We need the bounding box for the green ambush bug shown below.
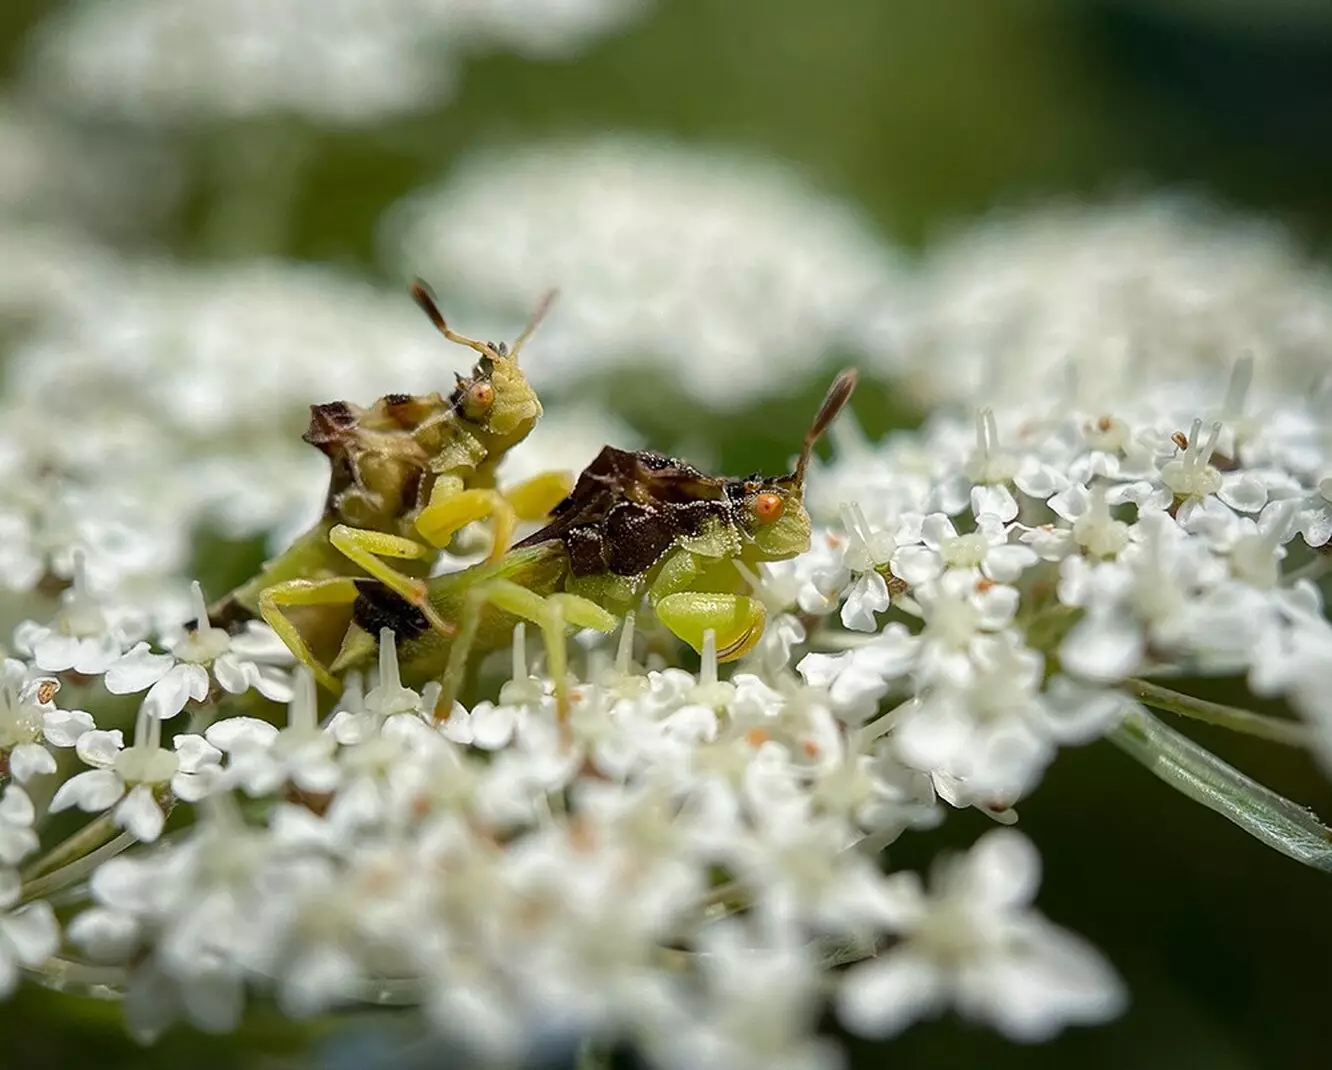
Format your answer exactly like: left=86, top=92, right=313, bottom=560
left=272, top=369, right=858, bottom=717
left=208, top=280, right=572, bottom=648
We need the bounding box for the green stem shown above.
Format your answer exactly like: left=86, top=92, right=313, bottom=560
left=1124, top=678, right=1310, bottom=748
left=1283, top=553, right=1332, bottom=586
left=21, top=830, right=138, bottom=905
left=25, top=956, right=129, bottom=998
left=21, top=812, right=120, bottom=882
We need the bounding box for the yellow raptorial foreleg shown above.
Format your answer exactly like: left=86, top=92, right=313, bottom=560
left=258, top=577, right=361, bottom=694
left=327, top=524, right=455, bottom=640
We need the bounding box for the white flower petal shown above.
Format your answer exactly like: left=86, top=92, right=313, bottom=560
left=42, top=707, right=95, bottom=747
left=957, top=828, right=1041, bottom=911
left=104, top=644, right=173, bottom=694
left=0, top=786, right=34, bottom=827
left=8, top=743, right=57, bottom=783
left=173, top=734, right=221, bottom=773
left=841, top=572, right=891, bottom=632
left=75, top=729, right=124, bottom=768
left=982, top=544, right=1038, bottom=583
left=837, top=949, right=946, bottom=1038
left=68, top=907, right=140, bottom=963
left=114, top=785, right=166, bottom=842
left=51, top=769, right=126, bottom=813
left=205, top=716, right=280, bottom=752
left=1059, top=613, right=1143, bottom=684
left=891, top=545, right=942, bottom=586
left=971, top=484, right=1019, bottom=523
left=0, top=824, right=38, bottom=866
left=0, top=900, right=59, bottom=966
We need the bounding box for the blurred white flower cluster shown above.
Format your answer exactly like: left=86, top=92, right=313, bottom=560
left=383, top=136, right=908, bottom=405
left=899, top=198, right=1332, bottom=408
left=25, top=0, right=650, bottom=126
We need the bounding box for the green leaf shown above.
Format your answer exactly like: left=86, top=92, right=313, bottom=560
left=1109, top=707, right=1332, bottom=872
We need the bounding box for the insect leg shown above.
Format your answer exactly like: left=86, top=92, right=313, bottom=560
left=647, top=547, right=767, bottom=661
left=258, top=577, right=361, bottom=694
left=503, top=469, right=576, bottom=521
left=327, top=524, right=455, bottom=638
left=435, top=579, right=617, bottom=723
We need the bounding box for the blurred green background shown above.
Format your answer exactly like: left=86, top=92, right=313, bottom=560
left=3, top=0, right=1332, bottom=1067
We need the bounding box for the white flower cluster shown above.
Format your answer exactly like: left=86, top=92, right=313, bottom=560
left=899, top=198, right=1332, bottom=409
left=799, top=355, right=1332, bottom=785
left=33, top=622, right=1122, bottom=1059
left=24, top=0, right=651, bottom=127
left=383, top=135, right=907, bottom=405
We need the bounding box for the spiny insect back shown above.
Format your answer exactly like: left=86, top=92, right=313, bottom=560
left=296, top=368, right=858, bottom=718
left=208, top=281, right=570, bottom=648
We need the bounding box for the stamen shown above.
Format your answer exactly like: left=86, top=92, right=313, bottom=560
left=190, top=580, right=214, bottom=640
left=838, top=501, right=894, bottom=570
left=1198, top=420, right=1222, bottom=469
left=965, top=407, right=1017, bottom=484
left=1161, top=419, right=1223, bottom=501
left=615, top=613, right=636, bottom=676
left=200, top=788, right=245, bottom=832
left=288, top=667, right=318, bottom=734
left=976, top=407, right=996, bottom=459
left=1222, top=355, right=1254, bottom=421
left=699, top=628, right=719, bottom=689
left=377, top=628, right=401, bottom=693
left=132, top=700, right=162, bottom=751
left=511, top=622, right=528, bottom=682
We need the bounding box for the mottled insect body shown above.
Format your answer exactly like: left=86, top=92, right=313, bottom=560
left=208, top=281, right=572, bottom=650
left=272, top=368, right=859, bottom=719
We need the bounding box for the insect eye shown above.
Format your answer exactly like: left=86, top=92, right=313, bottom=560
left=464, top=381, right=495, bottom=419
left=754, top=492, right=784, bottom=523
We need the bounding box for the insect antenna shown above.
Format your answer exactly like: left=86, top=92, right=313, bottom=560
left=410, top=278, right=497, bottom=359
left=793, top=368, right=858, bottom=487
left=506, top=288, right=559, bottom=363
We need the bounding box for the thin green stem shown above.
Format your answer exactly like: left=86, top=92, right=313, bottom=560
left=25, top=956, right=128, bottom=998
left=1124, top=678, right=1310, bottom=748
left=21, top=812, right=120, bottom=882
left=1283, top=553, right=1332, bottom=587
left=21, top=830, right=138, bottom=904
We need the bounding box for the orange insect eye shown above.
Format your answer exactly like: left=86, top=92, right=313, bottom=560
left=754, top=492, right=784, bottom=522
left=465, top=381, right=495, bottom=416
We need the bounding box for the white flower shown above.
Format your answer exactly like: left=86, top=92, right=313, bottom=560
left=734, top=815, right=910, bottom=940
left=104, top=643, right=210, bottom=720
left=797, top=625, right=918, bottom=726
left=0, top=659, right=94, bottom=782
left=892, top=512, right=1037, bottom=586
left=50, top=702, right=219, bottom=841
left=27, top=0, right=646, bottom=127
left=0, top=868, right=60, bottom=998
left=12, top=552, right=148, bottom=674
left=0, top=785, right=39, bottom=866
left=650, top=922, right=840, bottom=1070
left=911, top=571, right=1020, bottom=686
left=837, top=829, right=1125, bottom=1041
left=892, top=633, right=1052, bottom=801
left=209, top=669, right=338, bottom=797
left=900, top=196, right=1332, bottom=409
left=105, top=583, right=293, bottom=717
